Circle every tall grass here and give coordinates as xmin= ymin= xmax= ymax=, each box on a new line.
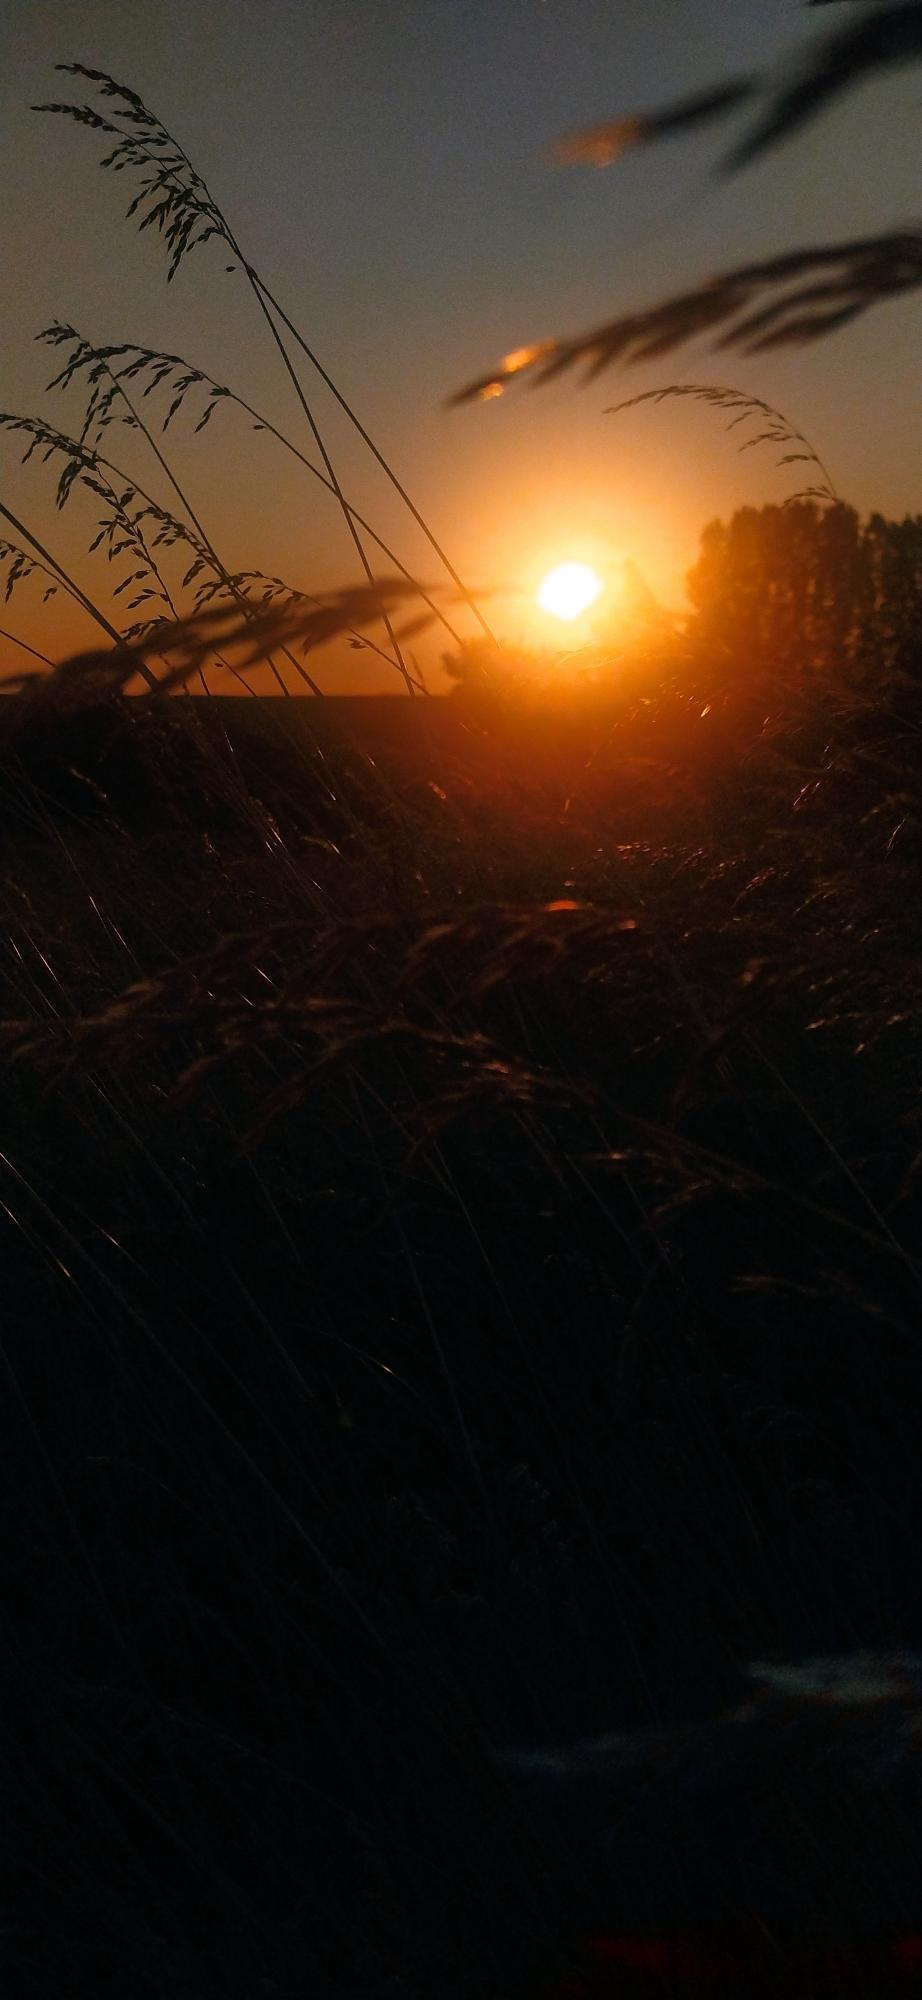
xmin=1 ymin=47 xmax=921 ymax=2000
xmin=3 ymin=554 xmax=920 ymax=1990
xmin=452 ymin=2 xmax=922 ymax=404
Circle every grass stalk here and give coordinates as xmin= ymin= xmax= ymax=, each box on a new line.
xmin=0 ymin=494 xmax=156 ymax=686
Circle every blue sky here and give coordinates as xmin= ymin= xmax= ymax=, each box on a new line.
xmin=2 ymin=1 xmax=918 ymax=687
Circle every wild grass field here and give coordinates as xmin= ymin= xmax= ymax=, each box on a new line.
xmin=2 ymin=34 xmax=922 ymax=2000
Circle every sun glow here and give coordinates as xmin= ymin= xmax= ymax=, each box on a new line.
xmin=536 ymin=561 xmax=604 ymax=623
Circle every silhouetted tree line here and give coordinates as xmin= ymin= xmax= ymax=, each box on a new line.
xmin=686 ymin=502 xmax=922 ymax=679
xmin=446 ymin=504 xmax=922 ymax=704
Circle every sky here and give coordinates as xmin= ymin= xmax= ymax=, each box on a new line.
xmin=1 ymin=0 xmax=918 ymax=690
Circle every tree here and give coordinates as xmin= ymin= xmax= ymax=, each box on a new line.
xmin=685 ymin=502 xmax=922 ymax=677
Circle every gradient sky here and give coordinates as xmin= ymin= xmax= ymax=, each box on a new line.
xmin=2 ymin=0 xmax=918 ymax=690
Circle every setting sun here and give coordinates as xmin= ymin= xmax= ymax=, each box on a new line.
xmin=536 ymin=561 xmax=604 ymax=623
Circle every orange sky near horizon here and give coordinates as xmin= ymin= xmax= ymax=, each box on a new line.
xmin=1 ymin=1 xmax=918 ymax=694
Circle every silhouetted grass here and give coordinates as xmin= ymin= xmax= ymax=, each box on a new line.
xmin=1 ymin=38 xmax=921 ymax=2000
xmin=3 ymin=579 xmax=920 ymax=1994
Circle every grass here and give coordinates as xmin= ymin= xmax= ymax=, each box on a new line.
xmin=1 ymin=53 xmax=922 ymax=2000
xmin=3 ymin=625 xmax=921 ymax=1995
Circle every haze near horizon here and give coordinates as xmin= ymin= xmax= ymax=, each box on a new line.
xmin=1 ymin=0 xmax=918 ymax=689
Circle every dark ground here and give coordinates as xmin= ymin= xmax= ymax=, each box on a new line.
xmin=2 ymin=683 xmax=920 ymax=1995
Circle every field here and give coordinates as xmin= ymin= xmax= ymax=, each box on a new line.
xmin=2 ymin=26 xmax=921 ymax=1998
xmin=3 ymin=640 xmax=921 ymax=1995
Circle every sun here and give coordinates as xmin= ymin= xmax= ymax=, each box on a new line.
xmin=536 ymin=561 xmax=604 ymax=623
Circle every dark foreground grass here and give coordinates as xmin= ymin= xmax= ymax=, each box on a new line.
xmin=1 ymin=647 xmax=921 ymax=1997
